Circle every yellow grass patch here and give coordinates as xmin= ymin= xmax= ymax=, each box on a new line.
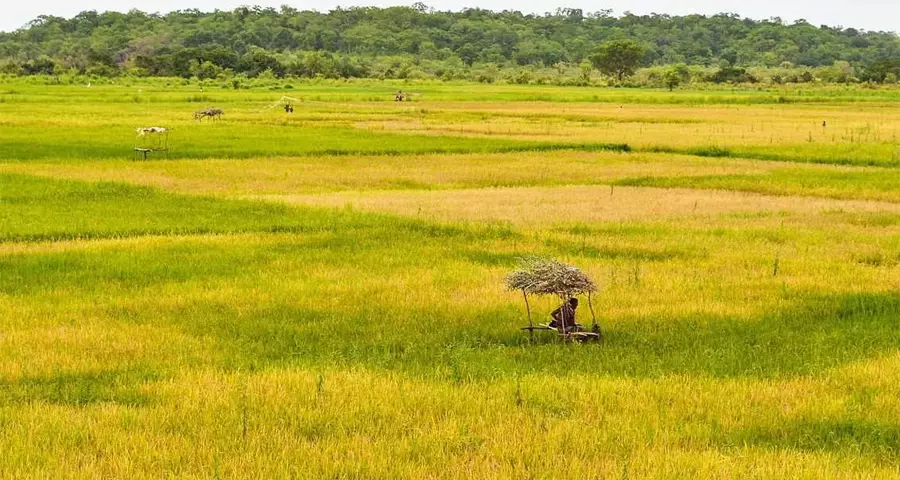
xmin=0 ymin=151 xmax=777 ymax=195
xmin=4 ymin=366 xmax=898 ymax=478
xmin=360 ymin=102 xmax=900 ymax=148
xmin=252 ymin=185 xmax=900 ymax=226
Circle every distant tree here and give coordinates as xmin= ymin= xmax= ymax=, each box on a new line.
xmin=590 ymin=40 xmax=646 ymax=81
xmin=238 ymin=50 xmax=285 ymax=77
xmin=708 ymin=66 xmax=757 ymax=84
xmin=671 ymin=64 xmax=691 ymax=82
xmin=190 ymin=60 xmax=224 ymax=80
xmin=664 ymin=69 xmax=682 ymax=90
xmin=578 ymin=60 xmax=593 ymax=83
xmin=861 ymin=57 xmax=900 ymax=83
xmin=22 ymin=57 xmax=57 ymax=75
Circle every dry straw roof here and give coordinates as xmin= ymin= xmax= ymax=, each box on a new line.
xmin=506 ymin=257 xmax=597 ymax=297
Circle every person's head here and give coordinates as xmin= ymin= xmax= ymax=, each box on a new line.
xmin=568 ymin=297 xmax=579 ymax=308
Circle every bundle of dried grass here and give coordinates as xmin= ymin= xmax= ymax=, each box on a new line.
xmin=506 ymin=256 xmax=597 ymax=298
xmin=263 ymin=96 xmax=303 ymax=110
xmin=135 ymin=126 xmax=167 ymax=136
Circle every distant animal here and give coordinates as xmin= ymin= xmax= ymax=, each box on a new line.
xmin=395 ymin=91 xmax=405 ymax=102
xmin=284 ymin=104 xmax=294 ymax=114
xmin=194 ymin=108 xmax=224 ymax=121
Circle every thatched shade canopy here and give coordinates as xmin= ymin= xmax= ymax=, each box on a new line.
xmin=506 ymin=257 xmax=597 ymax=298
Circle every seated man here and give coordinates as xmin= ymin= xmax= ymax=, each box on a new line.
xmin=549 ymin=298 xmax=585 ymax=333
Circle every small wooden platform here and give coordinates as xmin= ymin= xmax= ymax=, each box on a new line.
xmin=521 ymin=324 xmax=601 ymax=342
xmin=566 ymin=332 xmax=601 ymax=342
xmin=132 ymin=148 xmax=168 ymax=161
xmin=521 ymin=325 xmax=556 ymax=332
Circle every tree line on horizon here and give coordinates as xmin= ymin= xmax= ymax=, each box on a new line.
xmin=1 ymin=5 xmax=899 ymax=84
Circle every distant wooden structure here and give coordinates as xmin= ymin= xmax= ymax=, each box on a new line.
xmin=395 ymin=91 xmax=421 ymax=102
xmin=264 ymin=96 xmax=302 ymax=112
xmin=507 ymin=257 xmax=601 ymax=342
xmin=133 ymin=127 xmax=169 ymax=161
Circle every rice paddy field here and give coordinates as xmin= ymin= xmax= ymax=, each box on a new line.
xmin=3 ymin=79 xmax=900 ymax=478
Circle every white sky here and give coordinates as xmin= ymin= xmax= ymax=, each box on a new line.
xmin=2 ymin=0 xmax=898 ymax=33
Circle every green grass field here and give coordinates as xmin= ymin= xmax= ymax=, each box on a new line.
xmin=3 ymin=79 xmax=900 ymax=478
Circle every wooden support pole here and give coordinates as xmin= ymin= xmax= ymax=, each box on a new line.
xmin=523 ymin=290 xmax=533 ymax=342
xmin=587 ymin=291 xmax=601 ymax=338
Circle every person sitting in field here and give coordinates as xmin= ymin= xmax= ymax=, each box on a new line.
xmin=549 ymin=298 xmax=584 ymax=333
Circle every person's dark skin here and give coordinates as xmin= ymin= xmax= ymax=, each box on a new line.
xmin=550 ymin=298 xmax=580 ymax=331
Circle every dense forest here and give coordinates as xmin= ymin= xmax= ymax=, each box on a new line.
xmin=2 ymin=5 xmax=899 ymax=83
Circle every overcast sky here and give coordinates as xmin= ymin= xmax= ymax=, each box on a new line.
xmin=2 ymin=0 xmax=898 ymax=33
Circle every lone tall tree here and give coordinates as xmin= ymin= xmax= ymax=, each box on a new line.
xmin=590 ymin=40 xmax=646 ymax=82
